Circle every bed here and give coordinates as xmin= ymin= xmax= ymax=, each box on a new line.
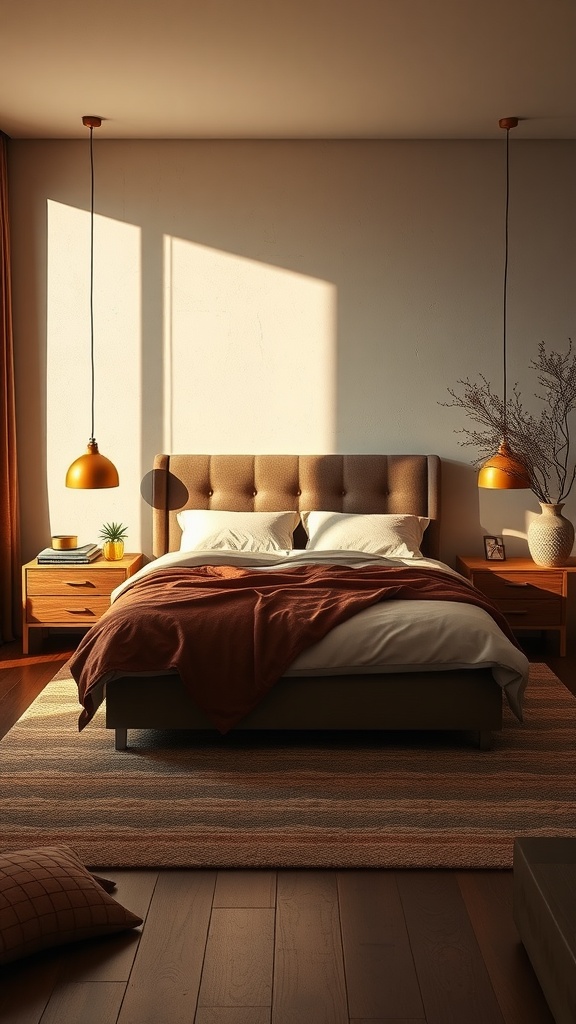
xmin=69 ymin=453 xmax=529 ymax=750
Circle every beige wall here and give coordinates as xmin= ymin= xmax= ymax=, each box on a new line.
xmin=8 ymin=139 xmax=576 ymax=564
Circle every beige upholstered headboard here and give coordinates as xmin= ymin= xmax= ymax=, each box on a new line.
xmin=151 ymin=454 xmax=441 ymax=559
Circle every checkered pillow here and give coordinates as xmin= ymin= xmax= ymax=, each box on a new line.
xmin=0 ymin=845 xmax=142 ymax=965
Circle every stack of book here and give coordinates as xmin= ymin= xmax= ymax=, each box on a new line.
xmin=37 ymin=543 xmax=101 ymax=564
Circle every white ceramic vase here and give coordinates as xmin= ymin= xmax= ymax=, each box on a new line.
xmin=527 ymin=502 xmax=575 ymax=567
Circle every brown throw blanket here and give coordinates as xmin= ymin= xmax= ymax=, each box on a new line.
xmin=69 ymin=562 xmax=519 ymax=733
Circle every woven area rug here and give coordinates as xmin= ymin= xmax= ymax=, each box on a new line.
xmin=1 ymin=662 xmax=575 ymax=869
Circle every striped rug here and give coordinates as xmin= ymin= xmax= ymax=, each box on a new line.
xmin=1 ymin=662 xmax=574 ymax=869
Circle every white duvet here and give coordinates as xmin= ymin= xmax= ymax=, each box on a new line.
xmin=111 ymin=549 xmax=529 ymax=720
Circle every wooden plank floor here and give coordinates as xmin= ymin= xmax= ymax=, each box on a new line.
xmin=0 ymin=633 xmax=570 ymax=1024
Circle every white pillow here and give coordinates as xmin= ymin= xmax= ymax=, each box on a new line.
xmin=177 ymin=509 xmax=300 ymax=552
xmin=301 ymin=510 xmax=429 ymax=558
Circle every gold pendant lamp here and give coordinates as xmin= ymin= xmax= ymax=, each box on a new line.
xmin=66 ymin=116 xmax=119 ymax=489
xmin=477 ymin=438 xmax=530 ymax=489
xmin=478 ymin=117 xmax=530 ymax=490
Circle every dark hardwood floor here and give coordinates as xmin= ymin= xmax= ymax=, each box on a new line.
xmin=1 ymin=632 xmax=571 ymax=1024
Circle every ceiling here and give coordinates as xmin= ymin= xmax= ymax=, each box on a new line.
xmin=2 ymin=0 xmax=575 ymax=140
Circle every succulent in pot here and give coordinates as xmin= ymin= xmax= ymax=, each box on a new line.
xmin=99 ymin=521 xmax=128 ymax=561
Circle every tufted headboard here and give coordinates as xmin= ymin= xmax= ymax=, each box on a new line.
xmin=151 ymin=454 xmax=441 ymax=559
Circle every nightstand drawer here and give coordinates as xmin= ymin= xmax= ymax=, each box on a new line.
xmin=26 ymin=567 xmax=127 ymax=596
xmin=496 ymin=598 xmax=563 ymax=627
xmin=472 ymin=570 xmax=563 ymax=600
xmin=27 ymin=596 xmax=112 ymax=623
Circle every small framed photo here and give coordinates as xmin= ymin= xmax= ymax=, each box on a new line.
xmin=484 ymin=535 xmax=506 ymax=561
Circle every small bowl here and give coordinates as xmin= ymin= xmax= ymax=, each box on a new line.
xmin=51 ymin=535 xmax=78 ymax=550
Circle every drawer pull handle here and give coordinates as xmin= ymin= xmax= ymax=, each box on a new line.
xmin=64 ymin=580 xmax=95 ymax=588
xmin=507 ymin=610 xmax=529 ymax=616
xmin=503 ymin=581 xmax=531 ymax=588
xmin=66 ymin=608 xmax=95 ymax=615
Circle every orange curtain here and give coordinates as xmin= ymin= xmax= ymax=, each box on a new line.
xmin=0 ymin=131 xmax=20 ymax=643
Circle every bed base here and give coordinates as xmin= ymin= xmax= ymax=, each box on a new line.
xmin=106 ymin=668 xmax=502 ymax=751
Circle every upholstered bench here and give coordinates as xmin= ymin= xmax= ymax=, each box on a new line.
xmin=513 ymin=836 xmax=576 ymax=1024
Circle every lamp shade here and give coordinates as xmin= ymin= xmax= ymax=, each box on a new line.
xmin=477 ymin=440 xmax=530 ymax=489
xmin=65 ymin=440 xmax=119 ymax=489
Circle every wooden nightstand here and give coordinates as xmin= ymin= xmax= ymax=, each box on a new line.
xmin=456 ymin=555 xmax=576 ymax=656
xmin=22 ymin=553 xmax=144 ymax=654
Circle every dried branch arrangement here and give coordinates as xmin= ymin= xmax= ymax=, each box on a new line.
xmin=443 ymin=340 xmax=576 ymax=504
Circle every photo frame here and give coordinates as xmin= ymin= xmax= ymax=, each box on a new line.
xmin=484 ymin=535 xmax=506 ymax=561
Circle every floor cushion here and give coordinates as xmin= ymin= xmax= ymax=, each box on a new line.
xmin=0 ymin=845 xmax=142 ymax=966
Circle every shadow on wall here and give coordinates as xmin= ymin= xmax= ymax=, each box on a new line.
xmin=440 ymin=460 xmax=482 ymax=566
xmin=140 ymin=469 xmax=189 ymax=511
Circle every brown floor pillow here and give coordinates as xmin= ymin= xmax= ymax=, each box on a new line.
xmin=0 ymin=845 xmax=142 ymax=966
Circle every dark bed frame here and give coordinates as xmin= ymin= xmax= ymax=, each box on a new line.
xmin=106 ymin=454 xmax=502 ymax=749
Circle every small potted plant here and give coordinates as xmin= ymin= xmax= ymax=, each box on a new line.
xmin=99 ymin=521 xmax=128 ymax=561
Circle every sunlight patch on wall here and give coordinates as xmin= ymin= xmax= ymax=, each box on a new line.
xmin=46 ymin=200 xmax=142 ymax=547
xmin=163 ymin=236 xmax=336 ymax=453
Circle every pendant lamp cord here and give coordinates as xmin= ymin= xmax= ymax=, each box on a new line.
xmin=88 ymin=125 xmax=96 ymax=443
xmin=502 ymin=124 xmax=511 ymax=437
